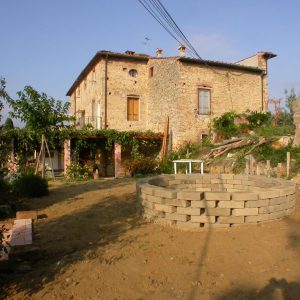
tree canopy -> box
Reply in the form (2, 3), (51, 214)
(6, 85), (73, 137)
(0, 78), (9, 122)
(285, 88), (298, 115)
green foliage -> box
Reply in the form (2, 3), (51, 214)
(232, 154), (246, 174)
(2, 118), (14, 130)
(158, 142), (209, 174)
(158, 152), (179, 174)
(6, 86), (73, 146)
(0, 77), (10, 122)
(246, 111), (271, 129)
(66, 163), (90, 180)
(0, 178), (21, 218)
(278, 110), (294, 127)
(252, 144), (300, 168)
(285, 88), (298, 115)
(0, 178), (12, 203)
(213, 112), (239, 139)
(253, 125), (294, 137)
(126, 157), (158, 176)
(176, 141), (203, 158)
(61, 128), (162, 159)
(213, 111), (286, 139)
(13, 174), (48, 198)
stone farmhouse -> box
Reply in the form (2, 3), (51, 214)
(67, 46), (276, 148)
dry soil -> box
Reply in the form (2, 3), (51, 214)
(1, 178), (300, 300)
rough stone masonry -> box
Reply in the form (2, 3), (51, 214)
(137, 174), (296, 230)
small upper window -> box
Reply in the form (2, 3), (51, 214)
(198, 89), (211, 115)
(149, 67), (154, 77)
(129, 69), (138, 77)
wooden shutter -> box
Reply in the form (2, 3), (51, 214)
(198, 89), (210, 114)
(127, 97), (139, 121)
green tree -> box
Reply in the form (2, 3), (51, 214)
(0, 77), (10, 122)
(6, 86), (73, 139)
(2, 118), (14, 130)
(285, 88), (298, 115)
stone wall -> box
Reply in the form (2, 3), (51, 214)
(69, 53), (270, 148)
(70, 57), (149, 131)
(137, 174), (296, 230)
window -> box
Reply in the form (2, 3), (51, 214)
(129, 69), (138, 77)
(127, 97), (139, 121)
(149, 67), (154, 77)
(198, 89), (211, 115)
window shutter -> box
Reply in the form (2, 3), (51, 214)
(127, 97), (139, 121)
(133, 99), (139, 121)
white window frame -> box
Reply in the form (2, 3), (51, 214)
(198, 88), (211, 115)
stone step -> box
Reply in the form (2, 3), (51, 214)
(10, 219), (32, 247)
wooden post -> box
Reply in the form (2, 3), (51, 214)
(160, 116), (169, 158)
(41, 135), (45, 178)
(44, 136), (55, 180)
(256, 165), (260, 176)
(287, 152), (291, 177)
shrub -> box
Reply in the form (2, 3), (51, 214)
(0, 178), (19, 218)
(158, 153), (178, 174)
(0, 178), (12, 203)
(126, 157), (158, 175)
(253, 125), (294, 137)
(246, 111), (272, 129)
(66, 163), (90, 179)
(13, 174), (48, 198)
(213, 112), (239, 139)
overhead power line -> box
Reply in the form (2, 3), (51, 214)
(137, 0), (202, 59)
(137, 0), (245, 77)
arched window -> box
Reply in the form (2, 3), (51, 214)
(129, 69), (138, 77)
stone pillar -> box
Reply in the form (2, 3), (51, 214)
(64, 139), (71, 176)
(114, 143), (123, 178)
(293, 101), (300, 146)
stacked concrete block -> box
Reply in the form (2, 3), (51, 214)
(137, 174), (296, 231)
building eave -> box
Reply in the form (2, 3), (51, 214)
(178, 57), (265, 74)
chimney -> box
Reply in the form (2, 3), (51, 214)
(125, 50), (135, 55)
(156, 48), (163, 58)
(257, 51), (277, 72)
(178, 44), (186, 57)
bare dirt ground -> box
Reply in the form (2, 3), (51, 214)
(1, 177), (300, 300)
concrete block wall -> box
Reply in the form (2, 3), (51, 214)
(136, 174), (296, 230)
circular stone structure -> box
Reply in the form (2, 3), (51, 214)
(136, 174), (296, 230)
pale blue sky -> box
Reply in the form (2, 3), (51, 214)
(1, 0), (300, 123)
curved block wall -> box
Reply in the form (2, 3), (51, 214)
(136, 174), (296, 230)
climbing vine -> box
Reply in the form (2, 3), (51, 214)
(0, 127), (162, 166)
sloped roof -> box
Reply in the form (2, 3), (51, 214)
(66, 50), (266, 96)
(178, 57), (265, 73)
